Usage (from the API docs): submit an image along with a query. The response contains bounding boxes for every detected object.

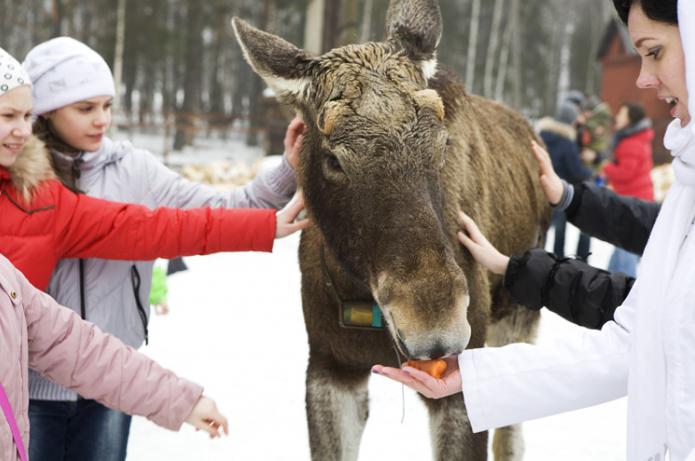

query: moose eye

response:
[325,153,343,173]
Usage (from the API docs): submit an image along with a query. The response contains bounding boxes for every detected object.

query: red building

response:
[597,18,672,164]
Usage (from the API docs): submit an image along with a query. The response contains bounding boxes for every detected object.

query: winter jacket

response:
[538,117,593,184]
[604,121,655,201]
[566,181,660,255]
[504,181,660,329]
[32,136,294,401]
[0,137,276,294]
[0,253,203,461]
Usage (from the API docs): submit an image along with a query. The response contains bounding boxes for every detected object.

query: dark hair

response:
[621,102,647,126]
[612,0,678,25]
[33,116,83,193]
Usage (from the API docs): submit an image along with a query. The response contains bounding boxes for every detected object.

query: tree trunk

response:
[52,0,64,36]
[483,0,503,98]
[174,0,204,151]
[112,0,126,134]
[494,11,513,102]
[465,0,480,92]
[245,0,271,147]
[322,0,341,52]
[360,0,374,43]
[509,0,522,109]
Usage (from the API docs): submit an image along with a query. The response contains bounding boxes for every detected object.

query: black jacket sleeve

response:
[504,248,635,329]
[566,182,661,256]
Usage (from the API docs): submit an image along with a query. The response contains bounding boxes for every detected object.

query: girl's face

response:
[46,96,112,153]
[615,106,630,131]
[629,4,689,126]
[0,86,33,168]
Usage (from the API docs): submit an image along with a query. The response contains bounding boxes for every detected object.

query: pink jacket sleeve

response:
[19,266,202,430]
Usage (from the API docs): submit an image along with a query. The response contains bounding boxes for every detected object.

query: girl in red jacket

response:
[603,102,655,277]
[0,47,307,291]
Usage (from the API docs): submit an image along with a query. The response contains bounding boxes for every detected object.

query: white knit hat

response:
[0,47,31,95]
[23,37,115,116]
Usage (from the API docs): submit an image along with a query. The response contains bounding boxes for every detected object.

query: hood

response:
[5,136,56,200]
[536,117,576,141]
[51,136,128,173]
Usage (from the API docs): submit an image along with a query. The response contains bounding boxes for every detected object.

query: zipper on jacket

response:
[79,259,86,319]
[130,265,150,345]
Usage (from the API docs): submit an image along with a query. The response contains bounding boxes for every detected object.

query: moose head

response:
[234,0,472,360]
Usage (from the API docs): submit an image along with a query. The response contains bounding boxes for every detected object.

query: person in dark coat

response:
[538,102,594,259]
[458,141,660,330]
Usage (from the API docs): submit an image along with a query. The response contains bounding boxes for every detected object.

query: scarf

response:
[627,1,695,458]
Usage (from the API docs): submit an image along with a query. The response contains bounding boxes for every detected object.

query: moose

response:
[234,0,550,459]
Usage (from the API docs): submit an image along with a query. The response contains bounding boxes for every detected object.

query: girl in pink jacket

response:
[0,252,228,461]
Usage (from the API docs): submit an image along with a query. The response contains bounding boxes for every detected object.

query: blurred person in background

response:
[537,100,593,259]
[603,101,655,277]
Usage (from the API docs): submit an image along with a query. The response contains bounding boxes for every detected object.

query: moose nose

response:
[409,339,464,360]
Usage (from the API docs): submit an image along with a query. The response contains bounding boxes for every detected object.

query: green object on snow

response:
[150,266,168,305]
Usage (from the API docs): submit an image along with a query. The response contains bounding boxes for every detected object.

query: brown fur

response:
[7,136,55,201]
[234,1,550,459]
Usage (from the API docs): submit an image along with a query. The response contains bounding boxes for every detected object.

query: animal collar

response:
[319,245,385,330]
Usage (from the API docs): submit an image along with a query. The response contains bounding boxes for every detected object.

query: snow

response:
[126,221,627,460]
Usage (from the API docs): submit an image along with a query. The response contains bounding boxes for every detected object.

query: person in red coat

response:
[0,54,307,292]
[602,101,655,277]
[603,102,655,201]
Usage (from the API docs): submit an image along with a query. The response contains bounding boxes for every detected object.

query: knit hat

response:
[564,89,585,108]
[555,101,579,126]
[23,37,115,116]
[0,47,31,95]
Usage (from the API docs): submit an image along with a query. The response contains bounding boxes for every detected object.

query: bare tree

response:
[112,0,126,133]
[360,0,374,43]
[465,0,480,91]
[483,0,503,98]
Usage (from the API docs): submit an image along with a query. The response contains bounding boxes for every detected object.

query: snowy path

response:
[127,226,626,460]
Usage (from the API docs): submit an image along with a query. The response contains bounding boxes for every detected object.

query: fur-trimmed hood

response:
[6,136,55,199]
[536,117,577,142]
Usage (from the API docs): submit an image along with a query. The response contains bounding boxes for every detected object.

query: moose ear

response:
[232,17,313,105]
[385,0,442,78]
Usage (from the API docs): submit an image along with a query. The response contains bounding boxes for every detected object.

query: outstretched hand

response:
[284,116,305,170]
[457,211,509,275]
[185,396,229,439]
[531,140,564,205]
[371,356,462,399]
[275,191,311,238]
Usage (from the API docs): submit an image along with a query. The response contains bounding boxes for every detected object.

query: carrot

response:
[405,359,448,379]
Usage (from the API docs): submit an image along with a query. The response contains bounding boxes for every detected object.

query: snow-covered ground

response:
[126,219,627,460]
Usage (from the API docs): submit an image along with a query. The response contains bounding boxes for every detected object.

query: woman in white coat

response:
[373,0,695,459]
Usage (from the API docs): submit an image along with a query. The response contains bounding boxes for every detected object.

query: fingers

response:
[457,211,486,244]
[281,218,311,236]
[531,140,553,172]
[192,418,222,438]
[371,365,439,399]
[288,116,305,134]
[278,192,305,220]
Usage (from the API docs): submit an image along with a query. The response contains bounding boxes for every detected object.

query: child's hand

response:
[531,140,564,205]
[371,356,462,399]
[185,396,228,438]
[457,211,510,275]
[283,116,305,170]
[276,191,311,238]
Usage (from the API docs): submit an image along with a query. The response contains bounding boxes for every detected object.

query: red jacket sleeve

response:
[603,138,644,184]
[50,181,276,260]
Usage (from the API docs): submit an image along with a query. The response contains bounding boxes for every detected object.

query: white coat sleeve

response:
[140,148,296,210]
[459,300,634,433]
